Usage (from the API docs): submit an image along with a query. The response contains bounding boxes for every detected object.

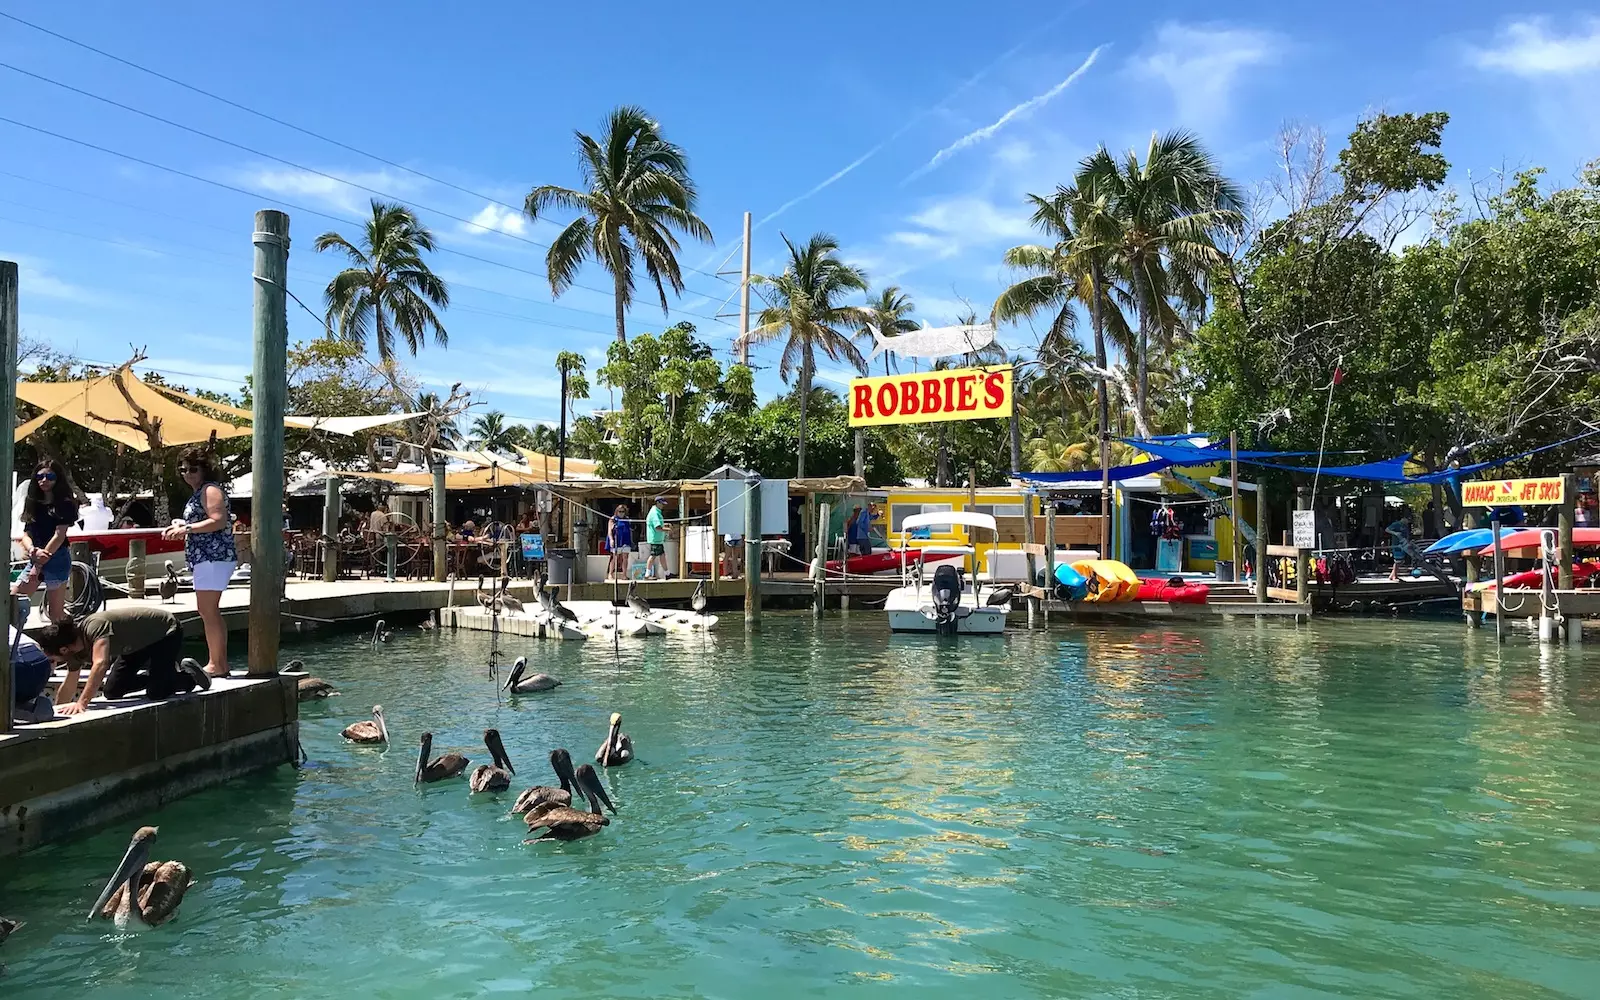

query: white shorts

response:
[191,560,236,592]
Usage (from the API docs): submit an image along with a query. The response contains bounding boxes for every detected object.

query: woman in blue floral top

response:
[163,447,236,677]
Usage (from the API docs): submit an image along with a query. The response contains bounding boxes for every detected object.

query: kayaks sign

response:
[1461,477,1566,506]
[848,366,1012,427]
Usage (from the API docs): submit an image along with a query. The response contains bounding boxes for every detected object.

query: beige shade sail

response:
[513,445,599,479]
[14,369,251,450]
[152,384,424,436]
[329,466,545,490]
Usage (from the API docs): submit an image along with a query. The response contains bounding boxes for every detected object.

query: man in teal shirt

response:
[644,496,670,579]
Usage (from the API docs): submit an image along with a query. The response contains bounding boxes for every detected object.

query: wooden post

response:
[384,531,397,583]
[1022,493,1038,587]
[1044,497,1057,623]
[678,488,689,580]
[1491,511,1505,645]
[321,475,341,582]
[0,260,16,730]
[1463,509,1478,586]
[814,500,829,616]
[1254,485,1269,604]
[744,476,761,623]
[1230,430,1243,578]
[709,486,720,585]
[1559,473,1576,590]
[248,209,289,675]
[127,538,147,599]
[431,456,447,582]
[1296,486,1310,608]
[1099,433,1111,559]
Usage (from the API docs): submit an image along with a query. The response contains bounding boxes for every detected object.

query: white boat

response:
[884,511,1011,635]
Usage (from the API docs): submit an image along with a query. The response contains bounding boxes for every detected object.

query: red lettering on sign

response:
[956,375,978,410]
[921,378,942,414]
[983,372,1005,408]
[876,382,899,416]
[852,384,875,419]
[901,379,919,414]
[942,376,957,413]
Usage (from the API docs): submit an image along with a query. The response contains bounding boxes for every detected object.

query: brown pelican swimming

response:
[297,676,339,700]
[342,705,389,744]
[626,581,652,618]
[159,561,179,603]
[468,729,516,793]
[523,763,615,841]
[510,748,578,815]
[691,578,708,616]
[414,732,470,784]
[88,826,194,928]
[595,712,634,766]
[503,656,560,693]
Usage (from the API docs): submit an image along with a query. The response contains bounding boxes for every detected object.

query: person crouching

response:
[34,607,211,716]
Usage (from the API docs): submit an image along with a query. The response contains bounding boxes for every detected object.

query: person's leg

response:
[100,655,144,700]
[196,589,230,677]
[140,630,194,699]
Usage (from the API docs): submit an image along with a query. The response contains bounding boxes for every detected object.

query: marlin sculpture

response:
[868,321,997,361]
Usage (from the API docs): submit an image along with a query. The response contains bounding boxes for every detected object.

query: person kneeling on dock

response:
[34,607,211,717]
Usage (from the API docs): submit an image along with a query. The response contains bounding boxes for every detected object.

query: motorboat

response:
[883,511,1011,635]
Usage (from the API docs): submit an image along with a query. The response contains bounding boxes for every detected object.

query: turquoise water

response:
[3,615,1600,997]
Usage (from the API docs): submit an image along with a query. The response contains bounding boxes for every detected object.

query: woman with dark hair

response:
[163,447,236,677]
[11,458,81,622]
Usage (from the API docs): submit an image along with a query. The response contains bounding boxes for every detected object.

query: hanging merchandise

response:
[1150,504,1183,541]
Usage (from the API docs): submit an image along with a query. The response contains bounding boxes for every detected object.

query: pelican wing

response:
[425,752,470,780]
[525,806,609,834]
[511,785,570,815]
[469,765,512,793]
[342,721,381,742]
[137,862,194,926]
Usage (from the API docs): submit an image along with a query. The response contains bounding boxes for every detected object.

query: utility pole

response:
[739,211,752,366]
[1230,431,1242,578]
[248,210,289,675]
[1,260,18,730]
[557,366,568,484]
[431,456,447,582]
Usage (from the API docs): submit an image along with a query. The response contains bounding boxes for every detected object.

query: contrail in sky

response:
[906,44,1106,183]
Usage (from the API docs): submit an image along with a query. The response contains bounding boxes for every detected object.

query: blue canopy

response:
[1014,458,1174,484]
[1423,527,1518,555]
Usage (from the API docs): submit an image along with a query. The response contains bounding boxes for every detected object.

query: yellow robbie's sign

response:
[1461,477,1566,507]
[848,366,1013,427]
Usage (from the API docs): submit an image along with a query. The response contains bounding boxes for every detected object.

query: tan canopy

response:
[15,369,250,450]
[513,445,599,479]
[331,466,543,490]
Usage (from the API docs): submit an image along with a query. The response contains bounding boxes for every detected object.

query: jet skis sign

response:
[1461,477,1566,506]
[848,366,1013,427]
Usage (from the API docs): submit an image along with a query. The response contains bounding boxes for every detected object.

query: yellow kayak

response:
[1071,559,1140,602]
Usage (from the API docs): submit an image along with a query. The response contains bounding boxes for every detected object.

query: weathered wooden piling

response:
[248,209,289,675]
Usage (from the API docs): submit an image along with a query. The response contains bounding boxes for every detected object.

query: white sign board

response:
[715,478,789,538]
[1292,510,1316,550]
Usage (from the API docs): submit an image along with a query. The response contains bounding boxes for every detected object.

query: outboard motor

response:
[930,563,963,635]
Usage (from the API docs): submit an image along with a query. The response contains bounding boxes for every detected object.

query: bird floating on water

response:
[503,656,560,693]
[414,732,470,784]
[691,578,708,615]
[342,705,388,744]
[88,826,194,928]
[296,676,338,701]
[0,915,20,947]
[523,763,615,841]
[371,619,391,645]
[596,712,634,766]
[626,581,652,618]
[469,729,516,793]
[159,561,178,603]
[510,748,578,815]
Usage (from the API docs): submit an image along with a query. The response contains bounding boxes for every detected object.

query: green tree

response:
[853,286,919,477]
[314,200,450,364]
[469,411,517,452]
[524,106,713,343]
[743,233,870,477]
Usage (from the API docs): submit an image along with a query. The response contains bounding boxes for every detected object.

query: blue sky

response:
[4,1,1600,431]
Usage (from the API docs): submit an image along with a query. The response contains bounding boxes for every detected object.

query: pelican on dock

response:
[503,657,560,693]
[540,573,579,624]
[342,705,388,744]
[596,712,634,766]
[414,732,470,784]
[498,588,525,615]
[691,579,708,616]
[511,748,579,815]
[88,826,194,928]
[523,764,615,841]
[469,729,516,793]
[627,581,652,618]
[159,561,178,603]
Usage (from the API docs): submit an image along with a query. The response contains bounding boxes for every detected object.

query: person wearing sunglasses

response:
[12,458,81,622]
[163,448,236,678]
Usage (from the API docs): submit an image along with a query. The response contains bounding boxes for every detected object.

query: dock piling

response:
[127,538,146,599]
[814,501,829,617]
[322,476,341,582]
[385,531,397,582]
[431,457,447,582]
[1,260,17,731]
[1560,473,1576,590]
[1254,487,1269,604]
[744,476,761,624]
[1491,512,1505,645]
[247,209,289,675]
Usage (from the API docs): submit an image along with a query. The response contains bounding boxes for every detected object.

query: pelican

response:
[414,732,469,784]
[690,578,708,616]
[0,916,19,946]
[497,581,525,615]
[371,619,391,645]
[510,748,578,815]
[540,576,578,624]
[418,618,436,631]
[523,764,615,841]
[984,587,1015,607]
[627,581,652,618]
[503,656,560,693]
[88,826,194,928]
[297,676,339,700]
[342,705,388,744]
[476,588,499,613]
[595,712,634,766]
[159,561,178,602]
[468,728,515,793]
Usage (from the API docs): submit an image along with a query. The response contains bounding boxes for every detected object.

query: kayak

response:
[1423,527,1517,555]
[824,549,961,575]
[1052,561,1089,601]
[1473,562,1600,591]
[1072,559,1140,603]
[1476,527,1600,557]
[1135,577,1211,604]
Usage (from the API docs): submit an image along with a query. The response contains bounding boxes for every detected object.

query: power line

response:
[0,114,739,332]
[0,10,734,287]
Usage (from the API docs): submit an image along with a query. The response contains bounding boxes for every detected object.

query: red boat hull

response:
[66,528,189,582]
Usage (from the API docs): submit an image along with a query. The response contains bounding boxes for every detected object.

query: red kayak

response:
[824,549,961,575]
[1495,562,1600,589]
[1135,577,1211,604]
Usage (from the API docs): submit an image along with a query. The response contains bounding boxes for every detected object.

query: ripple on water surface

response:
[4,616,1600,998]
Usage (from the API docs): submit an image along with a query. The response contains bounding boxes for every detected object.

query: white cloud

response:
[0,254,108,305]
[886,231,957,257]
[1470,17,1600,76]
[462,203,527,237]
[909,45,1106,181]
[240,166,418,216]
[909,196,1033,242]
[1128,23,1282,127]
[424,372,562,400]
[813,367,863,387]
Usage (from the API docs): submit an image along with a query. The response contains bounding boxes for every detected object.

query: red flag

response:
[1332,365,1345,386]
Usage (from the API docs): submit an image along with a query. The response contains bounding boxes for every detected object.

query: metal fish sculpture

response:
[523,764,615,842]
[469,729,516,793]
[88,826,194,928]
[867,321,997,361]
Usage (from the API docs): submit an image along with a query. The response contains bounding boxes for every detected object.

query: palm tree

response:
[1076,132,1242,418]
[469,411,516,453]
[742,233,870,477]
[315,200,450,364]
[853,287,918,478]
[525,106,713,343]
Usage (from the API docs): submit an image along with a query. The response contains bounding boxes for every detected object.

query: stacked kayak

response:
[1052,561,1090,601]
[1071,559,1141,602]
[825,549,960,575]
[1134,577,1211,604]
